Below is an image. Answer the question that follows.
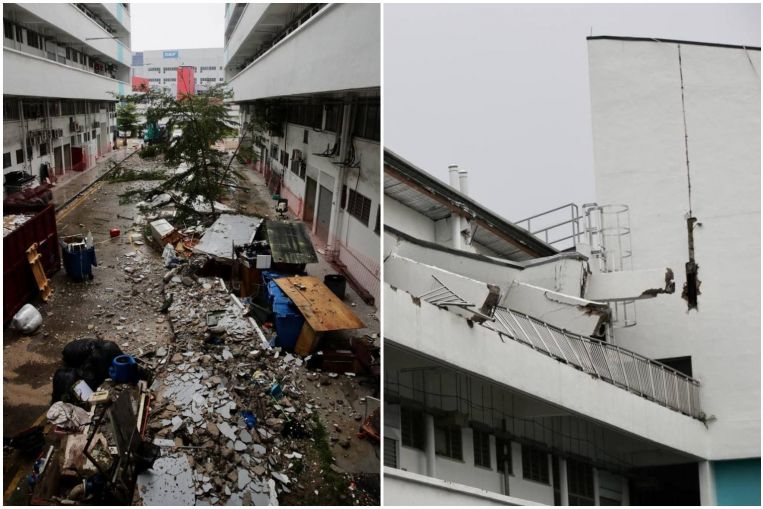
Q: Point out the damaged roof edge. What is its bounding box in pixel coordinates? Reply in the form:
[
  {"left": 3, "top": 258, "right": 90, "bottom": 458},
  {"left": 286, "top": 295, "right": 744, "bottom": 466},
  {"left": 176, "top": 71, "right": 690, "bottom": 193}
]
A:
[
  {"left": 587, "top": 35, "right": 761, "bottom": 51},
  {"left": 385, "top": 225, "right": 585, "bottom": 270},
  {"left": 384, "top": 149, "right": 558, "bottom": 259}
]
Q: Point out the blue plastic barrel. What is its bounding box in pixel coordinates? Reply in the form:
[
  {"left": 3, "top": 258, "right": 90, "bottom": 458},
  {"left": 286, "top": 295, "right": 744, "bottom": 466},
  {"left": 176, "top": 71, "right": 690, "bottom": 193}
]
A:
[
  {"left": 60, "top": 240, "right": 97, "bottom": 282},
  {"left": 109, "top": 355, "right": 138, "bottom": 384}
]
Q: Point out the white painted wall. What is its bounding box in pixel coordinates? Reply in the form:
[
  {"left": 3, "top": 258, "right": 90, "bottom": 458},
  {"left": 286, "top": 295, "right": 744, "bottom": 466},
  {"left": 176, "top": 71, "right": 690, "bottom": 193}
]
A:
[
  {"left": 384, "top": 468, "right": 540, "bottom": 506},
  {"left": 14, "top": 3, "right": 131, "bottom": 68},
  {"left": 588, "top": 39, "right": 761, "bottom": 461},
  {"left": 229, "top": 4, "right": 380, "bottom": 101},
  {"left": 384, "top": 283, "right": 709, "bottom": 458},
  {"left": 4, "top": 48, "right": 126, "bottom": 100}
]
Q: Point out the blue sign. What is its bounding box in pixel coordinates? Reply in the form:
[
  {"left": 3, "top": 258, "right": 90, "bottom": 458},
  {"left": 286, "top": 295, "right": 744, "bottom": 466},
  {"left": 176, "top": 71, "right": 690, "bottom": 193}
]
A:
[
  {"left": 132, "top": 51, "right": 144, "bottom": 66},
  {"left": 163, "top": 50, "right": 179, "bottom": 59}
]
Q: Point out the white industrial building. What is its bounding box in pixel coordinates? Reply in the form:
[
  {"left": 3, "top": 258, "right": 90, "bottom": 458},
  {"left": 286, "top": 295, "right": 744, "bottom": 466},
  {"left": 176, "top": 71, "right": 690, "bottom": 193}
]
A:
[
  {"left": 3, "top": 3, "right": 130, "bottom": 187},
  {"left": 131, "top": 47, "right": 224, "bottom": 97},
  {"left": 224, "top": 3, "right": 381, "bottom": 304},
  {"left": 383, "top": 36, "right": 760, "bottom": 506}
]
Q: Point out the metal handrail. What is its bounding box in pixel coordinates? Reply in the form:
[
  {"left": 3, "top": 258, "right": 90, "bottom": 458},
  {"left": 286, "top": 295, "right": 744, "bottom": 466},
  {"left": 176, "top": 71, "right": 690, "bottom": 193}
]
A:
[
  {"left": 514, "top": 203, "right": 585, "bottom": 247},
  {"left": 491, "top": 307, "right": 702, "bottom": 419}
]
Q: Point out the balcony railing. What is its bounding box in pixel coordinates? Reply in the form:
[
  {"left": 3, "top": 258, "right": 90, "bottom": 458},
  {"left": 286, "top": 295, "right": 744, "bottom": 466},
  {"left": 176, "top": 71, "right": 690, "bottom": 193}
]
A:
[{"left": 489, "top": 307, "right": 702, "bottom": 419}]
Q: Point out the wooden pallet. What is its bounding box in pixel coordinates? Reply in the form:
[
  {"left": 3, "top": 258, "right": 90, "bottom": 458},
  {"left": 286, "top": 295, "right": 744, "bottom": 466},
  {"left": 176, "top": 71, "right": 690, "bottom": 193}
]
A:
[{"left": 26, "top": 243, "right": 53, "bottom": 302}]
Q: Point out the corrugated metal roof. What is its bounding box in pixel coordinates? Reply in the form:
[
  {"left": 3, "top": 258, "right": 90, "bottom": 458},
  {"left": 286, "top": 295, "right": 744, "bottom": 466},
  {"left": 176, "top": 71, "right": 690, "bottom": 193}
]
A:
[
  {"left": 265, "top": 220, "right": 318, "bottom": 265},
  {"left": 384, "top": 149, "right": 558, "bottom": 261}
]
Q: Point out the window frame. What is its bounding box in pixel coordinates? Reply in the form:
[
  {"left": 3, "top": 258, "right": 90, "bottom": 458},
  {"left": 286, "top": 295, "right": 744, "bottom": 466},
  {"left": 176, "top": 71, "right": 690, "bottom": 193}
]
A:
[
  {"left": 472, "top": 427, "right": 491, "bottom": 468},
  {"left": 3, "top": 152, "right": 12, "bottom": 169},
  {"left": 521, "top": 445, "right": 550, "bottom": 484},
  {"left": 435, "top": 421, "right": 463, "bottom": 461},
  {"left": 400, "top": 407, "right": 425, "bottom": 451}
]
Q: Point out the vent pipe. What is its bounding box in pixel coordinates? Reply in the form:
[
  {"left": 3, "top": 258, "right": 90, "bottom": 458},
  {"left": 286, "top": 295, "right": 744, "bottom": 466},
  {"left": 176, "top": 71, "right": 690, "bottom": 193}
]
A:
[
  {"left": 458, "top": 169, "right": 469, "bottom": 196},
  {"left": 448, "top": 164, "right": 461, "bottom": 249}
]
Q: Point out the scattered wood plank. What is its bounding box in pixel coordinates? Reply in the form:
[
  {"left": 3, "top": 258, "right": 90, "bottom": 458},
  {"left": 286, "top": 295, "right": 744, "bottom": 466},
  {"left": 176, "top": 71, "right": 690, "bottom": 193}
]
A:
[{"left": 26, "top": 243, "right": 52, "bottom": 301}]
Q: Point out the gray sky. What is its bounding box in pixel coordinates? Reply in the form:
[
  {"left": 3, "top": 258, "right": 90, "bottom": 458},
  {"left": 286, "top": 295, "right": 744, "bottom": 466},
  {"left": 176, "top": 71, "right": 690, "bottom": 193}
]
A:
[
  {"left": 384, "top": 3, "right": 761, "bottom": 221},
  {"left": 131, "top": 3, "right": 224, "bottom": 51}
]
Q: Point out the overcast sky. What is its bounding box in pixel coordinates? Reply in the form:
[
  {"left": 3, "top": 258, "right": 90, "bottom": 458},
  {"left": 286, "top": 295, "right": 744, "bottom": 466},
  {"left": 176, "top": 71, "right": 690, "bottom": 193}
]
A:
[
  {"left": 131, "top": 3, "right": 224, "bottom": 51},
  {"left": 384, "top": 3, "right": 761, "bottom": 221}
]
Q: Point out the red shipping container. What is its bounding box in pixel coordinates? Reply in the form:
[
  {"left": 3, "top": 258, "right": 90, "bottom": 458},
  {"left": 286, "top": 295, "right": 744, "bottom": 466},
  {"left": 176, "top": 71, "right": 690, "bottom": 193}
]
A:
[
  {"left": 177, "top": 66, "right": 195, "bottom": 99},
  {"left": 4, "top": 203, "right": 61, "bottom": 322}
]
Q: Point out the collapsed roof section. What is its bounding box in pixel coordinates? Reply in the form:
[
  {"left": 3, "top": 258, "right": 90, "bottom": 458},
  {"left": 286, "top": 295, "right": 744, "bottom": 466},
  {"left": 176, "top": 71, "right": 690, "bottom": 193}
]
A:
[{"left": 384, "top": 149, "right": 558, "bottom": 262}]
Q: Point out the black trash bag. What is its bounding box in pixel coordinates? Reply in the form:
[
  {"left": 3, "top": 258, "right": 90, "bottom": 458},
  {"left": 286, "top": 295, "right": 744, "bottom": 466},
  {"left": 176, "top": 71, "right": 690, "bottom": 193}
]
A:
[
  {"left": 51, "top": 366, "right": 81, "bottom": 403},
  {"left": 83, "top": 340, "right": 124, "bottom": 388},
  {"left": 62, "top": 338, "right": 98, "bottom": 367}
]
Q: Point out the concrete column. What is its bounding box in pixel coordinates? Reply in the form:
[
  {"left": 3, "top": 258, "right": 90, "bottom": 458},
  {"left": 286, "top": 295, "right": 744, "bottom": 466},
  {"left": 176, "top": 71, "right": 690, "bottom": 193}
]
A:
[
  {"left": 424, "top": 413, "right": 436, "bottom": 478},
  {"left": 448, "top": 164, "right": 461, "bottom": 249},
  {"left": 593, "top": 467, "right": 601, "bottom": 506},
  {"left": 698, "top": 460, "right": 716, "bottom": 506},
  {"left": 559, "top": 457, "right": 569, "bottom": 506},
  {"left": 326, "top": 102, "right": 352, "bottom": 249}
]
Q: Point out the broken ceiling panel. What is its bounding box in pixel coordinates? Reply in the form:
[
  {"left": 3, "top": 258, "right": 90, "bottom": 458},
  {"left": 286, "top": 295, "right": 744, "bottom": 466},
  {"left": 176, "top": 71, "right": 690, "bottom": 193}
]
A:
[{"left": 194, "top": 214, "right": 264, "bottom": 261}]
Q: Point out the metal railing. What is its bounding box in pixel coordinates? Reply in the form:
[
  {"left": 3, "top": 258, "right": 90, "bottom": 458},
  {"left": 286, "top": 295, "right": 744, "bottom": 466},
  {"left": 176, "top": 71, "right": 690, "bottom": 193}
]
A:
[
  {"left": 491, "top": 307, "right": 702, "bottom": 419},
  {"left": 514, "top": 203, "right": 585, "bottom": 249}
]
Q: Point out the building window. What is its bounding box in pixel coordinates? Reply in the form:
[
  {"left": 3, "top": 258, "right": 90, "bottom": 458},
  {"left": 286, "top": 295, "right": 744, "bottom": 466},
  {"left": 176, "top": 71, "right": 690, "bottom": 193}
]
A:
[
  {"left": 352, "top": 102, "right": 380, "bottom": 141},
  {"left": 163, "top": 67, "right": 177, "bottom": 73},
  {"left": 39, "top": 143, "right": 48, "bottom": 156},
  {"left": 384, "top": 437, "right": 398, "bottom": 468},
  {"left": 15, "top": 25, "right": 23, "bottom": 43},
  {"left": 303, "top": 129, "right": 308, "bottom": 144},
  {"left": 290, "top": 150, "right": 301, "bottom": 176},
  {"left": 496, "top": 438, "right": 513, "bottom": 474},
  {"left": 567, "top": 459, "right": 595, "bottom": 506},
  {"left": 522, "top": 445, "right": 549, "bottom": 484},
  {"left": 270, "top": 144, "right": 278, "bottom": 162},
  {"left": 4, "top": 19, "right": 13, "bottom": 40},
  {"left": 374, "top": 205, "right": 380, "bottom": 235},
  {"left": 435, "top": 420, "right": 462, "bottom": 460},
  {"left": 280, "top": 150, "right": 289, "bottom": 168},
  {"left": 400, "top": 407, "right": 425, "bottom": 450},
  {"left": 473, "top": 428, "right": 491, "bottom": 468},
  {"left": 345, "top": 188, "right": 372, "bottom": 227},
  {"left": 148, "top": 66, "right": 160, "bottom": 72},
  {"left": 3, "top": 152, "right": 11, "bottom": 169},
  {"left": 15, "top": 148, "right": 24, "bottom": 165}
]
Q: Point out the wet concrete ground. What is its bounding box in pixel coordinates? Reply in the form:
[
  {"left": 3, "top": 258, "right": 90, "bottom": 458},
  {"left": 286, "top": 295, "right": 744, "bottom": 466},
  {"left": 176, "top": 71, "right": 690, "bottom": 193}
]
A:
[{"left": 3, "top": 143, "right": 380, "bottom": 504}]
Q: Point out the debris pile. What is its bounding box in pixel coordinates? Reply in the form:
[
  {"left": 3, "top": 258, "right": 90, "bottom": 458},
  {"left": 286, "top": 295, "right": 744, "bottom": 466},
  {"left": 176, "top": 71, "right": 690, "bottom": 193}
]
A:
[{"left": 3, "top": 213, "right": 34, "bottom": 236}]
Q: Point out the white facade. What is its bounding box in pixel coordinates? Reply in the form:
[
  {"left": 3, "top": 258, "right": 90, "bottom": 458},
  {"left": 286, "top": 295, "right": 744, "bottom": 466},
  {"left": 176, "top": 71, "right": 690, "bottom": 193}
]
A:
[
  {"left": 383, "top": 36, "right": 761, "bottom": 506},
  {"left": 587, "top": 36, "right": 761, "bottom": 504},
  {"left": 3, "top": 3, "right": 130, "bottom": 186},
  {"left": 131, "top": 47, "right": 224, "bottom": 97},
  {"left": 225, "top": 3, "right": 381, "bottom": 304}
]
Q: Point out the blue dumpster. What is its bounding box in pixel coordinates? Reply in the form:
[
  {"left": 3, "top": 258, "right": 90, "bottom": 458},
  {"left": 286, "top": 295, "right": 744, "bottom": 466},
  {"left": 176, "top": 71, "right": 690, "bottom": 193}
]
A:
[
  {"left": 60, "top": 236, "right": 97, "bottom": 282},
  {"left": 272, "top": 299, "right": 304, "bottom": 350},
  {"left": 263, "top": 276, "right": 304, "bottom": 350}
]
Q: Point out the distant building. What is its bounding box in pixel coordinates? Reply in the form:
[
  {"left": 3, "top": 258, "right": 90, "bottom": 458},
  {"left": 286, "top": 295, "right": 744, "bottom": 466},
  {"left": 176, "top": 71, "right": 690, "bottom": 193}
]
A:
[
  {"left": 3, "top": 3, "right": 131, "bottom": 186},
  {"left": 224, "top": 3, "right": 381, "bottom": 304},
  {"left": 383, "top": 36, "right": 760, "bottom": 506},
  {"left": 131, "top": 47, "right": 224, "bottom": 98}
]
